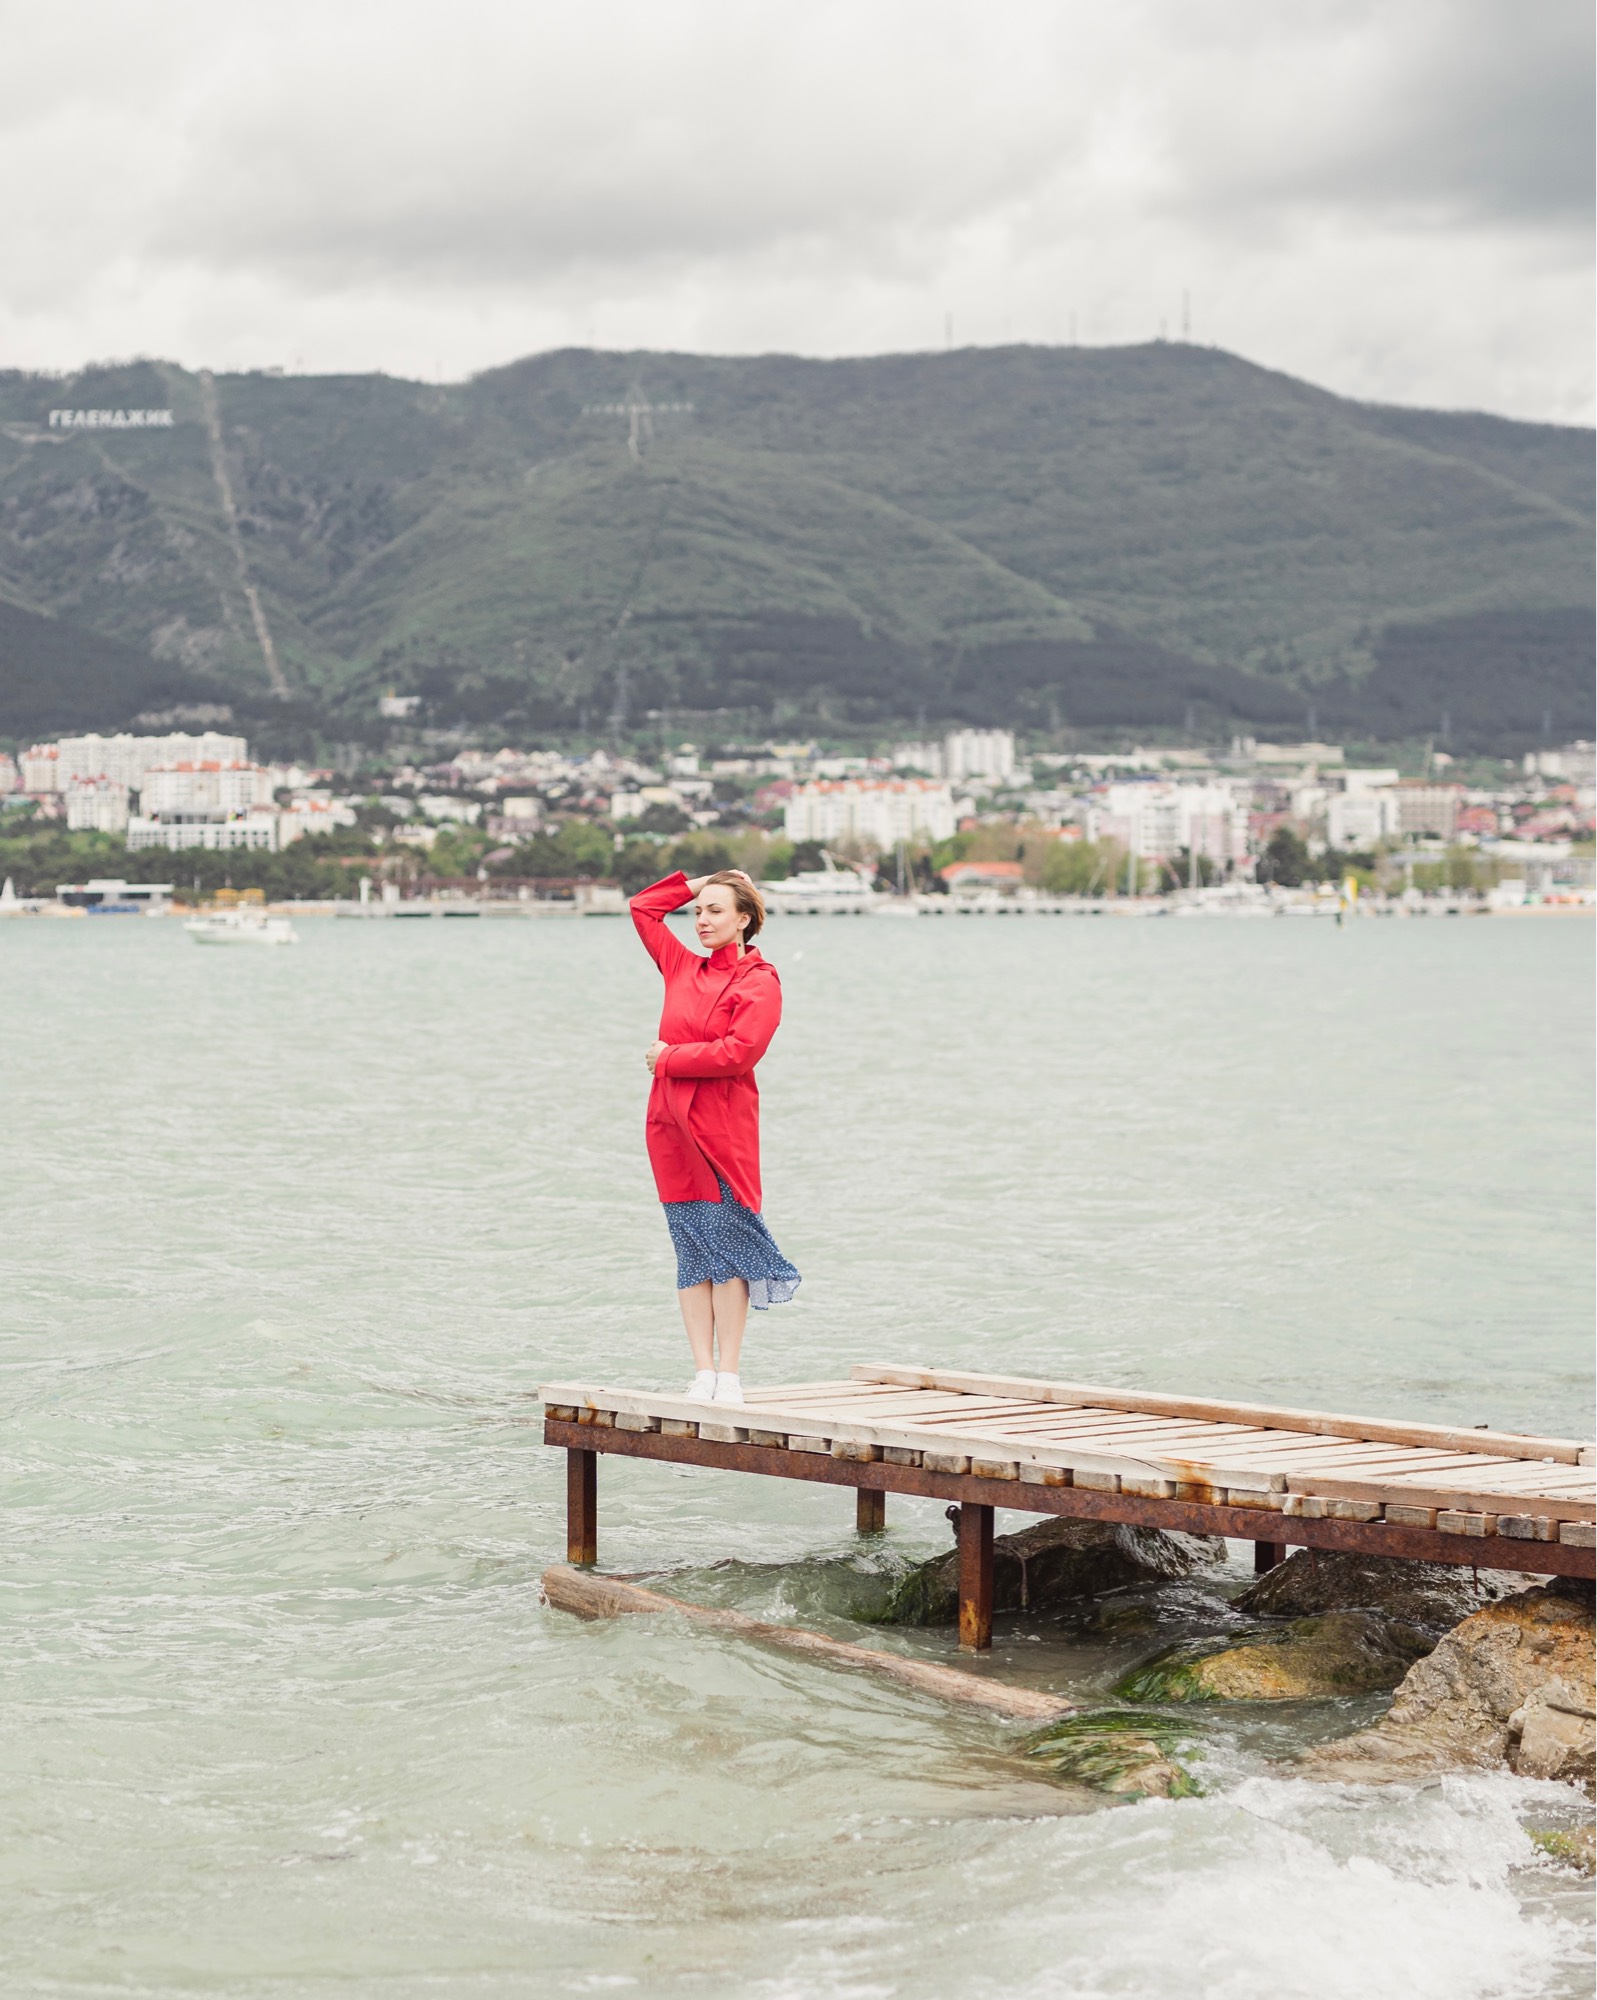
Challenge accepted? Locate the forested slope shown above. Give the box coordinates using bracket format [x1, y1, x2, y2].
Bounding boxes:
[0, 345, 1588, 746]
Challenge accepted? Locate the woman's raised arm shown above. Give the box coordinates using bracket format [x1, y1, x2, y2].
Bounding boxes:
[629, 871, 696, 972]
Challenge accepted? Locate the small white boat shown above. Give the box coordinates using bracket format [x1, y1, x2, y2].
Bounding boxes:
[184, 909, 299, 946]
[765, 855, 876, 914]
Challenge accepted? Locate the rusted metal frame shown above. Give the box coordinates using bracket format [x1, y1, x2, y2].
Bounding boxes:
[958, 1503, 995, 1650]
[856, 1487, 886, 1535]
[1253, 1539, 1288, 1574]
[543, 1421, 1596, 1579]
[567, 1447, 598, 1567]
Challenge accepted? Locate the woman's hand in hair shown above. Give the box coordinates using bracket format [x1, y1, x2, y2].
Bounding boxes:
[685, 869, 753, 896]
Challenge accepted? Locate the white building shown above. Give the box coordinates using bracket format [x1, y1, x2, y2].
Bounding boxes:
[57, 878, 173, 910]
[1250, 741, 1346, 769]
[1327, 789, 1400, 849]
[785, 779, 955, 849]
[1089, 783, 1242, 862]
[417, 794, 483, 825]
[612, 785, 686, 821]
[0, 754, 18, 796]
[261, 762, 315, 793]
[943, 729, 1016, 785]
[890, 740, 946, 775]
[278, 798, 357, 844]
[1393, 782, 1462, 839]
[42, 732, 250, 793]
[1525, 743, 1596, 786]
[21, 746, 60, 792]
[140, 761, 271, 816]
[126, 813, 282, 852]
[65, 776, 131, 833]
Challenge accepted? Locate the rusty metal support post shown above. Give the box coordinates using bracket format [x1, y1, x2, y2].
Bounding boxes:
[1254, 1539, 1287, 1574]
[856, 1487, 886, 1535]
[957, 1502, 994, 1651]
[567, 1448, 598, 1567]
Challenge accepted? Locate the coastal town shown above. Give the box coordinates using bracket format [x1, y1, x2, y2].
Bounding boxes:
[1, 722, 1592, 918]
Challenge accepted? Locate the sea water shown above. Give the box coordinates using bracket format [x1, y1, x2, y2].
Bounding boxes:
[2, 912, 1592, 1999]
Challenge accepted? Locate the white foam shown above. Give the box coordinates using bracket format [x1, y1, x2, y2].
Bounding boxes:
[988, 1774, 1585, 2000]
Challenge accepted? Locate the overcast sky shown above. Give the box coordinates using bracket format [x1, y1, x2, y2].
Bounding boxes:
[3, 0, 1591, 421]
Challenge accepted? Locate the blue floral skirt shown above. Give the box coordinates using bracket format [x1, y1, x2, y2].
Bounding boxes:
[664, 1178, 801, 1309]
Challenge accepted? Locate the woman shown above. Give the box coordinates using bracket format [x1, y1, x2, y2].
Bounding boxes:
[632, 867, 800, 1404]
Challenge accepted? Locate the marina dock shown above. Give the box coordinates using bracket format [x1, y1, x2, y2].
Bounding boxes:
[541, 1362, 1596, 1649]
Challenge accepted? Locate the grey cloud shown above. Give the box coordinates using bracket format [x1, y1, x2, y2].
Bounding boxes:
[125, 0, 1591, 300]
[0, 0, 1589, 420]
[148, 10, 1073, 288]
[1155, 0, 1593, 229]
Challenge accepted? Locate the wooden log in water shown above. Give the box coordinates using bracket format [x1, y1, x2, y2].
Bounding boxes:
[540, 1565, 1073, 1723]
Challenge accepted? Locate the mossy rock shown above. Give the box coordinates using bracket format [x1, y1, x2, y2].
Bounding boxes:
[1114, 1610, 1434, 1702]
[1236, 1550, 1496, 1635]
[1301, 1581, 1596, 1786]
[873, 1518, 1224, 1627]
[1530, 1825, 1595, 1875]
[1026, 1708, 1204, 1798]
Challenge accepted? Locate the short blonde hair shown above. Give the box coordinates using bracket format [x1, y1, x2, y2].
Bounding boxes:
[705, 869, 766, 941]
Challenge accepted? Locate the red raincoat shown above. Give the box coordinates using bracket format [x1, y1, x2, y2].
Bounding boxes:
[631, 871, 783, 1210]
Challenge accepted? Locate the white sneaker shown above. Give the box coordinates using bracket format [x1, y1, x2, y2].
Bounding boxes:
[684, 1370, 717, 1402]
[713, 1372, 744, 1405]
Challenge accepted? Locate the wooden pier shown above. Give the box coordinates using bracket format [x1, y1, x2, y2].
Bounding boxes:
[540, 1362, 1596, 1650]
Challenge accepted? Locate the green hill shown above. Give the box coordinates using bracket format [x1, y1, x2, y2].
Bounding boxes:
[0, 598, 224, 741]
[0, 345, 1589, 748]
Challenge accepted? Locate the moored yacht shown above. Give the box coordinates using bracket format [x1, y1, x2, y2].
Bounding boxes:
[763, 854, 875, 913]
[184, 908, 299, 946]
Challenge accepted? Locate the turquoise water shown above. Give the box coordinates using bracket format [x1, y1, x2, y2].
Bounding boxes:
[3, 912, 1592, 1998]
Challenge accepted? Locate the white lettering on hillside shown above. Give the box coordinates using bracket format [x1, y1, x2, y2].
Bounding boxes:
[48, 409, 176, 430]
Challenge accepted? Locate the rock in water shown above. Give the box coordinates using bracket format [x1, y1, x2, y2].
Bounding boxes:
[1122, 1551, 1533, 1704]
[1531, 1823, 1596, 1875]
[1114, 1610, 1434, 1701]
[1026, 1709, 1204, 1799]
[1300, 1579, 1595, 1788]
[1235, 1550, 1498, 1634]
[875, 1518, 1223, 1626]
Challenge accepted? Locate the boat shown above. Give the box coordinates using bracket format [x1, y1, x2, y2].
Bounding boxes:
[184, 908, 299, 946]
[764, 854, 876, 914]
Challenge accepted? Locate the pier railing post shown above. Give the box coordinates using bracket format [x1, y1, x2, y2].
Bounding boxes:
[957, 1502, 994, 1652]
[856, 1487, 886, 1535]
[567, 1448, 598, 1567]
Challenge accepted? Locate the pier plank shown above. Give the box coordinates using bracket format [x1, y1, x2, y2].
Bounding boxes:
[1289, 1473, 1593, 1524]
[742, 1388, 940, 1412]
[1410, 1462, 1594, 1492]
[538, 1382, 1266, 1491]
[850, 1364, 1590, 1464]
[666, 1380, 1588, 1518]
[538, 1376, 1596, 1533]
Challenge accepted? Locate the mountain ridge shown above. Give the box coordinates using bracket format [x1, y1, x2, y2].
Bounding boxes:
[0, 343, 1589, 747]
